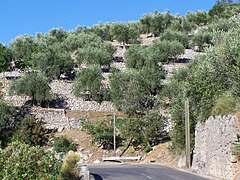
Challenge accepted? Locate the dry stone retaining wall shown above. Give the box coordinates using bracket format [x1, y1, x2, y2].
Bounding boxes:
[192, 115, 240, 179]
[31, 108, 81, 129]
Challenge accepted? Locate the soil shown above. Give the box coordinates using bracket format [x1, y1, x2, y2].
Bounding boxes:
[55, 128, 178, 167]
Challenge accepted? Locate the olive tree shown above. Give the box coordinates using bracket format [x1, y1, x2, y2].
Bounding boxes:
[73, 66, 102, 101]
[76, 45, 113, 67]
[9, 35, 39, 69]
[148, 40, 184, 62]
[9, 72, 52, 105]
[110, 67, 162, 116]
[160, 29, 189, 48]
[124, 45, 148, 69]
[32, 45, 74, 79]
[0, 44, 11, 72]
[110, 22, 139, 47]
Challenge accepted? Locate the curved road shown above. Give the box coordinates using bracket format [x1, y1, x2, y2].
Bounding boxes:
[88, 164, 211, 180]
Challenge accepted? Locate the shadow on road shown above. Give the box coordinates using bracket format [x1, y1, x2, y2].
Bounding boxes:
[91, 173, 103, 180]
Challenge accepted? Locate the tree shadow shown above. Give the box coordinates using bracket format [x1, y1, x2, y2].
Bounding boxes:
[23, 95, 68, 109]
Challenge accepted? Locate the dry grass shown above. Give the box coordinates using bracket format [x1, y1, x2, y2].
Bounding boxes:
[65, 110, 127, 121]
[142, 142, 178, 167]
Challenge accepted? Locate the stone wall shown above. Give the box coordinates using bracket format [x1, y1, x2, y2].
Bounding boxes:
[31, 107, 81, 129]
[192, 115, 240, 179]
[49, 80, 115, 111]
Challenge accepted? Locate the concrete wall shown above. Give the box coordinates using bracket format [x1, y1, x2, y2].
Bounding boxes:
[192, 115, 240, 179]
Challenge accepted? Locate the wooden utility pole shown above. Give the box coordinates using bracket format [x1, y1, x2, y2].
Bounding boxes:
[185, 98, 191, 169]
[113, 112, 116, 156]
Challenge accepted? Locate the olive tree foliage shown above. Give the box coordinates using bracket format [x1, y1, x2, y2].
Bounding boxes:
[90, 22, 113, 41]
[9, 72, 52, 105]
[0, 44, 11, 72]
[185, 11, 209, 26]
[160, 29, 189, 48]
[125, 40, 184, 69]
[148, 39, 184, 62]
[208, 0, 239, 19]
[139, 10, 174, 36]
[76, 45, 113, 67]
[165, 15, 240, 152]
[124, 45, 149, 69]
[9, 35, 39, 69]
[109, 22, 140, 46]
[170, 16, 195, 33]
[31, 45, 74, 79]
[84, 111, 166, 152]
[118, 111, 166, 151]
[63, 32, 102, 52]
[190, 18, 232, 51]
[0, 141, 61, 179]
[71, 32, 116, 67]
[110, 67, 162, 117]
[73, 66, 102, 101]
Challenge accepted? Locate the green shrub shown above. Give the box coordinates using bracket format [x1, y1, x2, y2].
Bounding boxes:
[0, 141, 61, 179]
[13, 115, 49, 146]
[60, 153, 80, 180]
[82, 120, 113, 145]
[232, 143, 240, 160]
[190, 29, 212, 51]
[53, 135, 77, 153]
[212, 92, 239, 115]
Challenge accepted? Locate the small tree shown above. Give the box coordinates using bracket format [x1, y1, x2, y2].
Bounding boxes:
[76, 46, 112, 67]
[73, 66, 102, 101]
[124, 45, 148, 69]
[160, 29, 189, 48]
[9, 72, 52, 105]
[110, 22, 139, 47]
[148, 40, 184, 62]
[53, 136, 77, 153]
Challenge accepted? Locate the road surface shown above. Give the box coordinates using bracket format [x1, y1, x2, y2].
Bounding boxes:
[88, 164, 211, 180]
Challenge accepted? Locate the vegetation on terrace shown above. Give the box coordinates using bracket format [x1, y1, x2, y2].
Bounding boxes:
[0, 0, 239, 178]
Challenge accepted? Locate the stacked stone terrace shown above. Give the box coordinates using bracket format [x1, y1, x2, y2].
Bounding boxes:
[0, 36, 201, 129]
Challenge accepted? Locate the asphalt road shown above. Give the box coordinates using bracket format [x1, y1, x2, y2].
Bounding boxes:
[88, 164, 212, 180]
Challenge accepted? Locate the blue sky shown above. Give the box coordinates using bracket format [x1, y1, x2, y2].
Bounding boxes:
[1, 0, 217, 45]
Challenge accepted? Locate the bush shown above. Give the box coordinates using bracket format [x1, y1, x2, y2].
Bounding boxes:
[190, 29, 212, 51]
[13, 115, 49, 146]
[60, 153, 80, 180]
[53, 135, 77, 153]
[211, 92, 239, 115]
[82, 120, 113, 146]
[0, 141, 61, 179]
[232, 144, 240, 159]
